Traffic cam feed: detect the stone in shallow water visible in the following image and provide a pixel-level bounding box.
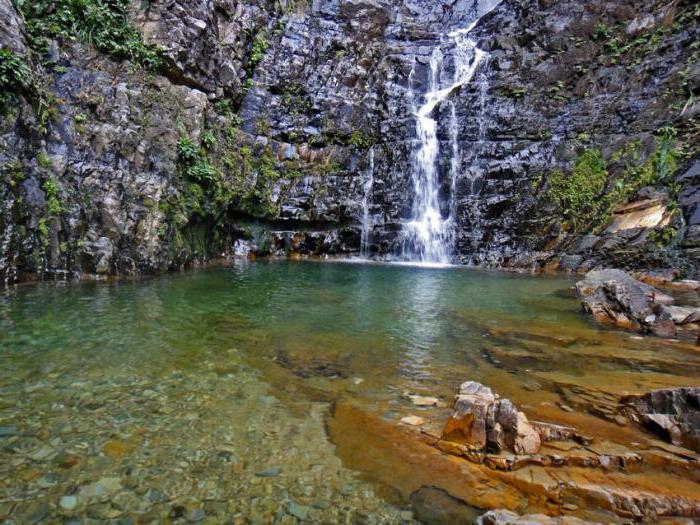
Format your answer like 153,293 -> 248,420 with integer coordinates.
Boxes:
442,381 -> 541,455
410,486 -> 483,525
0,425 -> 18,437
102,440 -> 135,458
288,501 -> 311,520
79,477 -> 122,499
59,496 -> 77,510
406,394 -> 443,407
401,416 -> 425,426
255,466 -> 282,477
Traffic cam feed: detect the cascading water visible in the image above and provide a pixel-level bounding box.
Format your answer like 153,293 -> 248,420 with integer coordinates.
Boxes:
360,147 -> 375,257
398,1 -> 501,264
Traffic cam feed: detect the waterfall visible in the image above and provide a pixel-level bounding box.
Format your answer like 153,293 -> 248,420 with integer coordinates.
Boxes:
360,147 -> 375,257
398,1 -> 500,264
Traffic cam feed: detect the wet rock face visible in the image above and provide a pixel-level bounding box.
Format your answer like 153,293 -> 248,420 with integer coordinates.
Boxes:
620,387 -> 700,452
576,269 -> 700,338
0,0 -> 698,281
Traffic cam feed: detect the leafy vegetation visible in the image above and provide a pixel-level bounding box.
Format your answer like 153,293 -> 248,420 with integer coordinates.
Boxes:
15,0 -> 162,70
348,130 -> 376,150
247,29 -> 269,75
0,49 -> 52,129
42,179 -> 63,216
545,127 -> 682,232
177,137 -> 199,163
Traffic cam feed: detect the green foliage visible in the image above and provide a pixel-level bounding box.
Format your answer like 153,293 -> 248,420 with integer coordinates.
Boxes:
348,130 -> 375,150
36,217 -> 50,246
651,126 -> 679,183
547,148 -> 609,230
503,87 -> 526,99
248,29 -> 269,74
186,161 -> 217,183
37,152 -> 52,169
4,161 -> 26,187
42,179 -> 63,216
201,130 -> 217,150
546,128 -> 682,233
18,0 -> 162,70
0,49 -> 52,129
177,137 -> 199,162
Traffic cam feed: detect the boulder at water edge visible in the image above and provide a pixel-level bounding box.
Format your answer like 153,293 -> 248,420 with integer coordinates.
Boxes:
442,381 -> 541,455
575,269 -> 700,338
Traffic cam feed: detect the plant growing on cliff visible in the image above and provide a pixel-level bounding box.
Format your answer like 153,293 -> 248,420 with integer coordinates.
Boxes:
186,161 -> 217,183
177,137 -> 199,163
18,0 -> 162,70
348,131 -> 376,150
547,128 -> 683,233
43,179 -> 63,216
547,148 -> 609,231
247,29 -> 269,75
0,49 -> 52,130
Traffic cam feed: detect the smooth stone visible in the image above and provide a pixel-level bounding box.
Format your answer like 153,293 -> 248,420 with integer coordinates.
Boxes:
102,440 -> 136,458
59,495 -> 78,510
0,425 -> 18,437
401,416 -> 426,426
29,445 -> 56,461
79,477 -> 122,499
408,395 -> 442,407
255,466 -> 282,477
288,501 -> 310,521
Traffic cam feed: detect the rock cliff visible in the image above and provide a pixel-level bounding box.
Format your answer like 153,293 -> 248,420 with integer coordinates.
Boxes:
0,0 -> 698,281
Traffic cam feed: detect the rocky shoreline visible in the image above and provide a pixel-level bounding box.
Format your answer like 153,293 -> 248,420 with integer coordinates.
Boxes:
397,380 -> 700,522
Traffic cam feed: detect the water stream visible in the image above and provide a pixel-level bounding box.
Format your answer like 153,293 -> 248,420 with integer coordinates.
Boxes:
399,4 -> 499,264
360,147 -> 375,258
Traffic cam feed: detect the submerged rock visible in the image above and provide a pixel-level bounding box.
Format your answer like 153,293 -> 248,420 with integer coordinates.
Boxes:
477,509 -> 597,525
409,486 -> 483,525
620,387 -> 700,452
401,416 -> 425,426
575,269 -> 700,338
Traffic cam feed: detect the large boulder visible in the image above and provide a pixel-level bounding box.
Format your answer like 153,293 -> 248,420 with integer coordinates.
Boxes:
620,387 -> 700,452
442,381 -> 541,455
575,269 -> 683,337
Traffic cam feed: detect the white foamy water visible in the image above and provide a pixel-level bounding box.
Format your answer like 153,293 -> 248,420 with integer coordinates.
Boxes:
400,0 -> 501,264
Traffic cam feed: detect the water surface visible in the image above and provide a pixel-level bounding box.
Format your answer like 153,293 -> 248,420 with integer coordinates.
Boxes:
1,261 -> 698,523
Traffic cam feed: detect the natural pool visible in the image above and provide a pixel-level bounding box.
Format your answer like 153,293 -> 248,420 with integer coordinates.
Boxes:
0,260 -> 698,523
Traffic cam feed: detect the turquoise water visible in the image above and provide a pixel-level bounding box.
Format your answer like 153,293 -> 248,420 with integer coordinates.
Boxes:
1,261 -> 698,523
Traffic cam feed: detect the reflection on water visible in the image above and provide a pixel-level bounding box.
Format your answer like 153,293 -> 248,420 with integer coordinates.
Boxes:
1,261 -> 699,523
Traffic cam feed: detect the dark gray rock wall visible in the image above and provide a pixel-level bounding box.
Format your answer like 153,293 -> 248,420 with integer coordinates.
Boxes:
0,0 -> 698,282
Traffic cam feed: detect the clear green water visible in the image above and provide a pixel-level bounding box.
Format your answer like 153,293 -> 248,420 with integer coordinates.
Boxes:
1,261 -> 699,523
